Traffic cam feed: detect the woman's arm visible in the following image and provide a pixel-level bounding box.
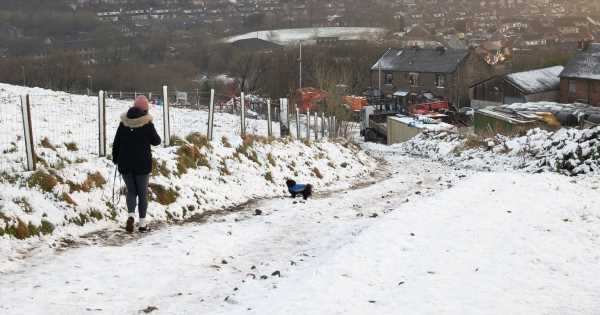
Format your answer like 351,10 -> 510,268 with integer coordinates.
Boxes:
147,122 -> 162,146
112,124 -> 123,164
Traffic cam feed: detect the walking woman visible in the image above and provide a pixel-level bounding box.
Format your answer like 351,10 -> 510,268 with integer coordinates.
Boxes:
112,96 -> 161,233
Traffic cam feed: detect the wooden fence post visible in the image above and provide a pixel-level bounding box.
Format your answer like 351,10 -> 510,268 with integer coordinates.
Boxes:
240,92 -> 246,137
162,85 -> 171,147
98,90 -> 107,157
207,89 -> 215,141
314,112 -> 319,141
20,95 -> 36,171
295,107 -> 300,139
331,116 -> 335,138
306,108 -> 311,141
279,98 -> 289,137
267,99 -> 272,137
321,112 -> 325,138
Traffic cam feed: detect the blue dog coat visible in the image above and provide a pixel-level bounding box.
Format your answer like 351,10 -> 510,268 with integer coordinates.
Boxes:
290,184 -> 306,193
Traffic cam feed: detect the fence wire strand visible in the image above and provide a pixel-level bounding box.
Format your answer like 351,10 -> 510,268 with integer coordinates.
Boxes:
0,95 -> 26,172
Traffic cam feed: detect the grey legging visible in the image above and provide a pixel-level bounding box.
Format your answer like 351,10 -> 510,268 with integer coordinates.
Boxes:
122,173 -> 150,219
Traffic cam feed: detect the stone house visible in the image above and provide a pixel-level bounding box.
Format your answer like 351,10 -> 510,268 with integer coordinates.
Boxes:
370,47 -> 493,107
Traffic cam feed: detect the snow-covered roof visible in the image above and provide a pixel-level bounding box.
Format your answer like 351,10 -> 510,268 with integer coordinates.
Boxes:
393,89 -> 408,97
476,108 -> 537,124
371,48 -> 469,73
505,66 -> 563,94
389,115 -> 454,131
559,43 -> 600,80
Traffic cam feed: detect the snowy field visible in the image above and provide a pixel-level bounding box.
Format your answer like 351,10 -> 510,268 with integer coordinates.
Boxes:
1,145 -> 599,314
2,84 -> 600,314
223,27 -> 388,46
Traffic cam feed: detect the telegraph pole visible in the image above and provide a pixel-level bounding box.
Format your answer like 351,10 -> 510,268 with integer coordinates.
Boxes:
21,65 -> 26,86
299,41 -> 303,90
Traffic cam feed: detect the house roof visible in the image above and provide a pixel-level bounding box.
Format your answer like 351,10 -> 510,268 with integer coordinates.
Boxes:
505,65 -> 564,94
371,48 -> 469,73
559,43 -> 600,80
230,38 -> 283,51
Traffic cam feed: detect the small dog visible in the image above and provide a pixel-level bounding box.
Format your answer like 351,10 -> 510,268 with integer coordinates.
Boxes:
286,179 -> 313,200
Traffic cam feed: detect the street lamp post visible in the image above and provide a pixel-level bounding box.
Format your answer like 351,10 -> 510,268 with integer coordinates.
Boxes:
378,48 -> 392,108
298,40 -> 303,90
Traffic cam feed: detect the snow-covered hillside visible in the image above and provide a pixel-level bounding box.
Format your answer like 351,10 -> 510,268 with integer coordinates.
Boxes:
2,146 -> 599,314
0,84 -> 377,270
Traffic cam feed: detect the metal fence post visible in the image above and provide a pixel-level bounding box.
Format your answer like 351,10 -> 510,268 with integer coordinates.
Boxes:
207,89 -> 215,141
267,99 -> 272,137
240,92 -> 246,137
20,95 -> 36,171
98,90 -> 107,157
162,85 -> 171,147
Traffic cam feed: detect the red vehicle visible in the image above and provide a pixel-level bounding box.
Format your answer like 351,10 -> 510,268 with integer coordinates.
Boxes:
295,88 -> 327,112
343,95 -> 369,112
407,101 -> 449,115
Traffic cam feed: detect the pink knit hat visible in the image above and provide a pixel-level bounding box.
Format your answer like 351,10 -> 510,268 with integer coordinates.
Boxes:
134,95 -> 149,111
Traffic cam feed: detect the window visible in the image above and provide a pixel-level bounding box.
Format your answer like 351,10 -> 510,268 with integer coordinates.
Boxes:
435,74 -> 445,88
384,72 -> 393,85
569,80 -> 577,94
409,73 -> 419,87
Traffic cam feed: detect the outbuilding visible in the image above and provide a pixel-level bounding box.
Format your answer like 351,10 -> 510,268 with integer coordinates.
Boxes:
470,66 -> 563,108
387,115 -> 454,144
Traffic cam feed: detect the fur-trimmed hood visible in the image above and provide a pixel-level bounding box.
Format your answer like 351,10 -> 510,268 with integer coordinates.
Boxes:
120,111 -> 153,128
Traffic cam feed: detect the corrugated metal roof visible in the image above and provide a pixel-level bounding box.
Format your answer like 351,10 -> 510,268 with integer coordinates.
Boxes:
559,43 -> 600,80
371,48 -> 469,73
505,66 -> 563,94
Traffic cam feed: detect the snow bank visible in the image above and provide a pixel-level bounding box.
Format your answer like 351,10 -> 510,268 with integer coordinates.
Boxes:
398,127 -> 600,176
0,84 -> 377,267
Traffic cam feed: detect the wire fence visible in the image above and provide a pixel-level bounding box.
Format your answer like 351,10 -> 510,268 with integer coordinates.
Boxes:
29,93 -> 100,156
0,95 -> 26,172
1,87 -> 340,173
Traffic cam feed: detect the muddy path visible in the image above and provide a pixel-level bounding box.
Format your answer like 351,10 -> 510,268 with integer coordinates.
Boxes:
55,156 -> 393,250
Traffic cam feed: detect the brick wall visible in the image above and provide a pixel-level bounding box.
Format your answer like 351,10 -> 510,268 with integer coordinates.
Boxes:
560,78 -> 600,105
371,71 -> 458,103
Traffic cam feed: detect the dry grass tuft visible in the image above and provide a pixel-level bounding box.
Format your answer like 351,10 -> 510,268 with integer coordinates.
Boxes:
40,137 -> 56,150
27,170 -> 58,193
149,183 -> 179,205
312,167 -> 323,179
64,142 -> 78,151
186,133 -> 212,150
221,136 -> 232,148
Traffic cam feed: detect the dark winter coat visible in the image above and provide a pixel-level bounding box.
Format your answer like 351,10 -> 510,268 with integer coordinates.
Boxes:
112,107 -> 161,175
